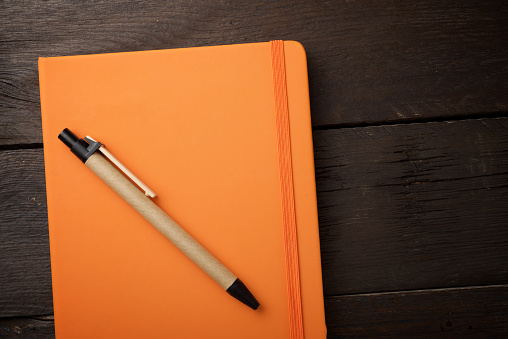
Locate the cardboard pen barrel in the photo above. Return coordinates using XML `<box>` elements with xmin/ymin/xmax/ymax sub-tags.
<box><xmin>85</xmin><ymin>152</ymin><xmax>237</xmax><ymax>290</ymax></box>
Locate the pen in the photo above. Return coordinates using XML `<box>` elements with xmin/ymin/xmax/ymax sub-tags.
<box><xmin>58</xmin><ymin>128</ymin><xmax>260</xmax><ymax>310</ymax></box>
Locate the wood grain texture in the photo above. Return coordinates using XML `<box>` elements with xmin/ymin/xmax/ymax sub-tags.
<box><xmin>1</xmin><ymin>0</ymin><xmax>507</xmax><ymax>145</ymax></box>
<box><xmin>0</xmin><ymin>149</ymin><xmax>52</xmax><ymax>317</ymax></box>
<box><xmin>314</xmin><ymin>117</ymin><xmax>508</xmax><ymax>296</ymax></box>
<box><xmin>0</xmin><ymin>315</ymin><xmax>54</xmax><ymax>338</ymax></box>
<box><xmin>325</xmin><ymin>285</ymin><xmax>508</xmax><ymax>338</ymax></box>
<box><xmin>1</xmin><ymin>285</ymin><xmax>507</xmax><ymax>338</ymax></box>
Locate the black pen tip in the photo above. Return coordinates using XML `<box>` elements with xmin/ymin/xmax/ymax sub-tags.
<box><xmin>226</xmin><ymin>278</ymin><xmax>260</xmax><ymax>310</ymax></box>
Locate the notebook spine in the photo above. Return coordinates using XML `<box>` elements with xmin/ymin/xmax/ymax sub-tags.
<box><xmin>270</xmin><ymin>40</ymin><xmax>305</xmax><ymax>339</ymax></box>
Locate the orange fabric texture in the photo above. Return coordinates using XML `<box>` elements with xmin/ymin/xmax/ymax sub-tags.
<box><xmin>39</xmin><ymin>41</ymin><xmax>326</xmax><ymax>338</ymax></box>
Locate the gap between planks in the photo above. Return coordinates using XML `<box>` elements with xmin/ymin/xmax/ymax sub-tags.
<box><xmin>328</xmin><ymin>283</ymin><xmax>508</xmax><ymax>299</ymax></box>
<box><xmin>312</xmin><ymin>110</ymin><xmax>508</xmax><ymax>131</ymax></box>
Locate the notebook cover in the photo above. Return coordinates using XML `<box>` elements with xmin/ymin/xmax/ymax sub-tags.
<box><xmin>39</xmin><ymin>41</ymin><xmax>326</xmax><ymax>338</ymax></box>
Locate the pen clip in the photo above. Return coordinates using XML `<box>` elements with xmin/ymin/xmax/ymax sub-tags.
<box><xmin>84</xmin><ymin>136</ymin><xmax>157</xmax><ymax>198</ymax></box>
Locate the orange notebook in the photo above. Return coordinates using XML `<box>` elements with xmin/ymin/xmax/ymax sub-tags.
<box><xmin>39</xmin><ymin>40</ymin><xmax>326</xmax><ymax>338</ymax></box>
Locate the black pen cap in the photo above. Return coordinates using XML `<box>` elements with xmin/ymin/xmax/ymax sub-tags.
<box><xmin>58</xmin><ymin>128</ymin><xmax>79</xmax><ymax>148</ymax></box>
<box><xmin>58</xmin><ymin>128</ymin><xmax>100</xmax><ymax>163</ymax></box>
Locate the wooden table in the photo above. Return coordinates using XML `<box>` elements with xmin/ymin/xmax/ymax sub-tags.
<box><xmin>1</xmin><ymin>1</ymin><xmax>507</xmax><ymax>337</ymax></box>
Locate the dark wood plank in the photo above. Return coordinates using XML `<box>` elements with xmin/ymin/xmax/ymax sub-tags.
<box><xmin>1</xmin><ymin>0</ymin><xmax>507</xmax><ymax>145</ymax></box>
<box><xmin>325</xmin><ymin>285</ymin><xmax>508</xmax><ymax>338</ymax></box>
<box><xmin>0</xmin><ymin>315</ymin><xmax>54</xmax><ymax>338</ymax></box>
<box><xmin>1</xmin><ymin>118</ymin><xmax>507</xmax><ymax>317</ymax></box>
<box><xmin>314</xmin><ymin>117</ymin><xmax>508</xmax><ymax>295</ymax></box>
<box><xmin>1</xmin><ymin>285</ymin><xmax>506</xmax><ymax>338</ymax></box>
<box><xmin>0</xmin><ymin>149</ymin><xmax>52</xmax><ymax>317</ymax></box>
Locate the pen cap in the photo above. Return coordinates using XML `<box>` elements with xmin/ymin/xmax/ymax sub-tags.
<box><xmin>58</xmin><ymin>128</ymin><xmax>99</xmax><ymax>163</ymax></box>
<box><xmin>59</xmin><ymin>128</ymin><xmax>79</xmax><ymax>148</ymax></box>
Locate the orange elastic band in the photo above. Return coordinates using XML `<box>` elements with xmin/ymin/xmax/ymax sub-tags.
<box><xmin>270</xmin><ymin>40</ymin><xmax>305</xmax><ymax>339</ymax></box>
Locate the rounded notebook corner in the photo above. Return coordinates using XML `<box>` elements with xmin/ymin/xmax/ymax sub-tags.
<box><xmin>284</xmin><ymin>40</ymin><xmax>307</xmax><ymax>57</ymax></box>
